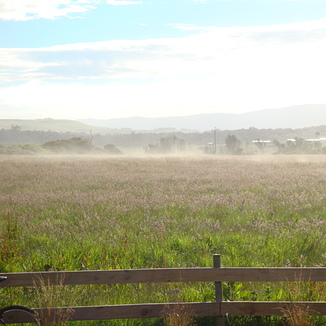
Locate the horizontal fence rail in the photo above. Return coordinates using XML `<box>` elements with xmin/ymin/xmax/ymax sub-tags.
<box><xmin>2</xmin><ymin>267</ymin><xmax>326</xmax><ymax>287</ymax></box>
<box><xmin>4</xmin><ymin>302</ymin><xmax>326</xmax><ymax>324</ymax></box>
<box><xmin>1</xmin><ymin>255</ymin><xmax>326</xmax><ymax>324</ymax></box>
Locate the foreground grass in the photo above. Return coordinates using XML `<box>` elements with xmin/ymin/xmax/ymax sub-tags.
<box><xmin>1</xmin><ymin>155</ymin><xmax>326</xmax><ymax>325</ymax></box>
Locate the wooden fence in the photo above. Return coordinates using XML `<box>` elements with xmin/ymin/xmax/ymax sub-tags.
<box><xmin>1</xmin><ymin>254</ymin><xmax>326</xmax><ymax>324</ymax></box>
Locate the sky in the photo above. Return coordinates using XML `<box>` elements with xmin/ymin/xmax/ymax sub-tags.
<box><xmin>1</xmin><ymin>0</ymin><xmax>326</xmax><ymax>120</ymax></box>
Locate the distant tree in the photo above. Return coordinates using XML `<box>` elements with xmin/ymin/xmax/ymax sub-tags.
<box><xmin>313</xmin><ymin>141</ymin><xmax>322</xmax><ymax>152</ymax></box>
<box><xmin>0</xmin><ymin>144</ymin><xmax>47</xmax><ymax>155</ymax></box>
<box><xmin>253</xmin><ymin>139</ymin><xmax>265</xmax><ymax>152</ymax></box>
<box><xmin>42</xmin><ymin>137</ymin><xmax>93</xmax><ymax>154</ymax></box>
<box><xmin>144</xmin><ymin>144</ymin><xmax>160</xmax><ymax>154</ymax></box>
<box><xmin>273</xmin><ymin>137</ymin><xmax>320</xmax><ymax>154</ymax></box>
<box><xmin>285</xmin><ymin>137</ymin><xmax>310</xmax><ymax>154</ymax></box>
<box><xmin>104</xmin><ymin>144</ymin><xmax>123</xmax><ymax>155</ymax></box>
<box><xmin>11</xmin><ymin>124</ymin><xmax>21</xmax><ymax>132</ymax></box>
<box><xmin>225</xmin><ymin>134</ymin><xmax>242</xmax><ymax>155</ymax></box>
<box><xmin>145</xmin><ymin>136</ymin><xmax>186</xmax><ymax>154</ymax></box>
<box><xmin>322</xmin><ymin>146</ymin><xmax>326</xmax><ymax>154</ymax></box>
<box><xmin>160</xmin><ymin>135</ymin><xmax>186</xmax><ymax>153</ymax></box>
<box><xmin>273</xmin><ymin>140</ymin><xmax>285</xmax><ymax>154</ymax></box>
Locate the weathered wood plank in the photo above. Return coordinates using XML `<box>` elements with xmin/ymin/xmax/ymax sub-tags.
<box><xmin>221</xmin><ymin>301</ymin><xmax>326</xmax><ymax>316</ymax></box>
<box><xmin>4</xmin><ymin>302</ymin><xmax>326</xmax><ymax>323</ymax></box>
<box><xmin>70</xmin><ymin>302</ymin><xmax>219</xmax><ymax>320</ymax></box>
<box><xmin>4</xmin><ymin>303</ymin><xmax>220</xmax><ymax>323</ymax></box>
<box><xmin>213</xmin><ymin>254</ymin><xmax>224</xmax><ymax>326</ymax></box>
<box><xmin>1</xmin><ymin>267</ymin><xmax>326</xmax><ymax>287</ymax></box>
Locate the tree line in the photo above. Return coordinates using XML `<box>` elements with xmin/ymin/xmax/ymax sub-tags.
<box><xmin>1</xmin><ymin>124</ymin><xmax>326</xmax><ymax>155</ymax></box>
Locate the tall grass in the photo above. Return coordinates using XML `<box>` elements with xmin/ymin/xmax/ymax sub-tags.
<box><xmin>1</xmin><ymin>155</ymin><xmax>326</xmax><ymax>325</ymax></box>
<box><xmin>33</xmin><ymin>274</ymin><xmax>75</xmax><ymax>326</ymax></box>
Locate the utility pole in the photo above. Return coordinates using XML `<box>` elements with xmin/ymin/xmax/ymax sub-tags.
<box><xmin>89</xmin><ymin>130</ymin><xmax>93</xmax><ymax>146</ymax></box>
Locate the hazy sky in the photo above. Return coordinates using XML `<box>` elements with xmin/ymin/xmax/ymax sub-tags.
<box><xmin>1</xmin><ymin>0</ymin><xmax>326</xmax><ymax>120</ymax></box>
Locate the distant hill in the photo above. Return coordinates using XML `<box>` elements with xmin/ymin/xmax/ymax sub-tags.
<box><xmin>79</xmin><ymin>104</ymin><xmax>326</xmax><ymax>131</ymax></box>
<box><xmin>2</xmin><ymin>104</ymin><xmax>326</xmax><ymax>135</ymax></box>
<box><xmin>0</xmin><ymin>118</ymin><xmax>131</xmax><ymax>134</ymax></box>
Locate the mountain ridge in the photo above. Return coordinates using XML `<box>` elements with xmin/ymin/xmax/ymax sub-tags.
<box><xmin>79</xmin><ymin>104</ymin><xmax>326</xmax><ymax>131</ymax></box>
<box><xmin>1</xmin><ymin>104</ymin><xmax>326</xmax><ymax>133</ymax></box>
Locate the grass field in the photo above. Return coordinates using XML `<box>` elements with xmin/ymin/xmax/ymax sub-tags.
<box><xmin>1</xmin><ymin>154</ymin><xmax>326</xmax><ymax>325</ymax></box>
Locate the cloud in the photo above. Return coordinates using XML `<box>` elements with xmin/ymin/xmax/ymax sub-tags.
<box><xmin>106</xmin><ymin>0</ymin><xmax>142</xmax><ymax>5</ymax></box>
<box><xmin>2</xmin><ymin>19</ymin><xmax>326</xmax><ymax>82</ymax></box>
<box><xmin>1</xmin><ymin>19</ymin><xmax>326</xmax><ymax>118</ymax></box>
<box><xmin>169</xmin><ymin>21</ymin><xmax>319</xmax><ymax>45</ymax></box>
<box><xmin>0</xmin><ymin>41</ymin><xmax>174</xmax><ymax>82</ymax></box>
<box><xmin>169</xmin><ymin>23</ymin><xmax>211</xmax><ymax>31</ymax></box>
<box><xmin>0</xmin><ymin>0</ymin><xmax>98</xmax><ymax>21</ymax></box>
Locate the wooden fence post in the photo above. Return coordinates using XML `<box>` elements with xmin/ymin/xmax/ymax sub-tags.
<box><xmin>213</xmin><ymin>254</ymin><xmax>225</xmax><ymax>326</ymax></box>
